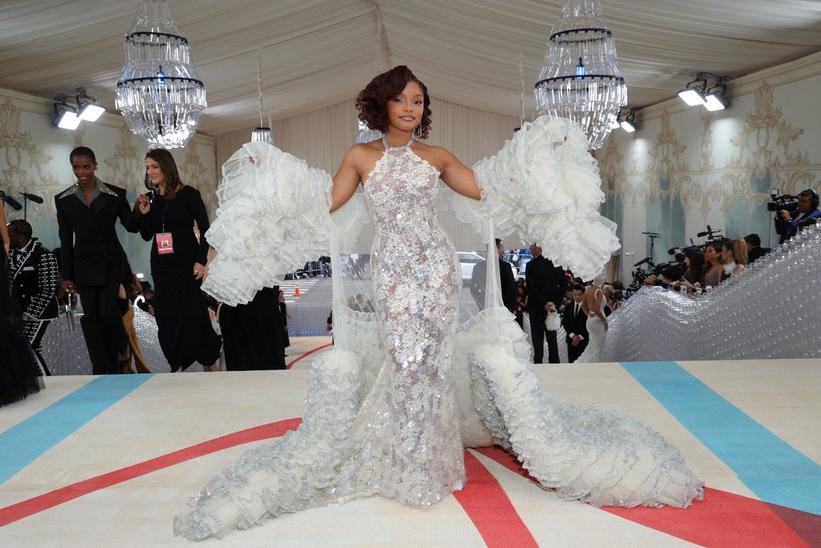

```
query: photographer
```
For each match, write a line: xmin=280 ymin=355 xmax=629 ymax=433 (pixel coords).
xmin=775 ymin=189 xmax=821 ymax=244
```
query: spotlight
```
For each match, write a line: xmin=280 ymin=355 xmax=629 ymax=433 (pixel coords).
xmin=678 ymin=73 xmax=731 ymax=110
xmin=703 ymin=84 xmax=729 ymax=112
xmin=617 ymin=108 xmax=637 ymax=133
xmin=677 ymin=76 xmax=707 ymax=106
xmin=620 ymin=112 xmax=637 ymax=133
xmin=53 ymin=96 xmax=81 ymax=130
xmin=77 ymin=88 xmax=105 ymax=121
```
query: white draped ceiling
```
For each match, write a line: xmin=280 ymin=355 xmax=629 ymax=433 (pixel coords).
xmin=1 ymin=0 xmax=820 ymax=136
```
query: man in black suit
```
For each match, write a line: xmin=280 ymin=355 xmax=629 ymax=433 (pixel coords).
xmin=8 ymin=220 xmax=59 ymax=375
xmin=561 ymin=285 xmax=589 ymax=363
xmin=525 ymin=243 xmax=567 ymax=363
xmin=55 ymin=146 xmax=134 ymax=374
xmin=743 ymin=233 xmax=770 ymax=264
xmin=469 ymin=238 xmax=518 ymax=312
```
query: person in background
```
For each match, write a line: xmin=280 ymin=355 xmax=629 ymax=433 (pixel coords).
xmin=117 ymin=252 xmax=150 ymax=373
xmin=1 ymin=201 xmax=43 ymax=405
xmin=775 ymin=189 xmax=821 ymax=243
xmin=743 ymin=233 xmax=770 ymax=264
xmin=132 ymin=148 xmax=221 ymax=372
xmin=7 ymin=220 xmax=59 ymax=375
xmin=526 ymin=243 xmax=567 ymax=364
xmin=278 ymin=289 xmax=290 ymax=357
xmin=55 ymin=146 xmax=134 ymax=374
xmin=514 ymin=278 xmax=527 ymax=329
xmin=702 ymin=242 xmax=725 ymax=288
xmin=469 ymin=238 xmax=517 ymax=311
xmin=721 ymin=239 xmax=747 ymax=277
xmin=561 ymin=284 xmax=589 ymax=363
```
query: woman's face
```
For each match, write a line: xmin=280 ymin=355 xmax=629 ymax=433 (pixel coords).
xmin=387 ymin=80 xmax=424 ymax=134
xmin=145 ymin=158 xmax=166 ymax=187
xmin=704 ymin=245 xmax=718 ymax=263
xmin=684 ymin=256 xmax=691 ymax=268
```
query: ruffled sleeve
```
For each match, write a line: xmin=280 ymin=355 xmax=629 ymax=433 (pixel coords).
xmin=202 ymin=141 xmax=333 ymax=306
xmin=470 ymin=116 xmax=620 ymax=281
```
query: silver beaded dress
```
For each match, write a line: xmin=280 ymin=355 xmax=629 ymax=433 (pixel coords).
xmin=174 ymin=116 xmax=703 ymax=541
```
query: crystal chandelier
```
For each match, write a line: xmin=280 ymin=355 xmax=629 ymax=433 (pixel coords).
xmin=115 ymin=0 xmax=206 ymax=149
xmin=534 ymin=0 xmax=627 ymax=149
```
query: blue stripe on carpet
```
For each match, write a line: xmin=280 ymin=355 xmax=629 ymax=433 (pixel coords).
xmin=622 ymin=361 xmax=821 ymax=516
xmin=0 ymin=375 xmax=152 ymax=485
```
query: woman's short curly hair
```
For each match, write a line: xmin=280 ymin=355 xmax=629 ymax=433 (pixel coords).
xmin=355 ymin=65 xmax=432 ymax=139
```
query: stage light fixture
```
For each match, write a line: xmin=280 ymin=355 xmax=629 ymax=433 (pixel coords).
xmin=77 ymin=88 xmax=105 ymax=121
xmin=616 ymin=108 xmax=637 ymax=133
xmin=677 ymin=76 xmax=707 ymax=107
xmin=53 ymin=96 xmax=81 ymax=130
xmin=703 ymin=83 xmax=729 ymax=112
xmin=620 ymin=117 xmax=636 ymax=133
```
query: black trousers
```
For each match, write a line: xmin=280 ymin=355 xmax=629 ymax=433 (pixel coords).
xmin=78 ymin=282 xmax=127 ymax=375
xmin=529 ymin=310 xmax=560 ymax=364
xmin=567 ymin=338 xmax=589 ymax=363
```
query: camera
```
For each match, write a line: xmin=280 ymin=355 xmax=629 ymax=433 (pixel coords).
xmin=767 ymin=190 xmax=798 ymax=212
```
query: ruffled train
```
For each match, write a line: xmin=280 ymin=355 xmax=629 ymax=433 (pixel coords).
xmin=174 ymin=308 xmax=702 ymax=540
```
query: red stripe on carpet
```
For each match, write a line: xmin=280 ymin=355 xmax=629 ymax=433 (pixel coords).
xmin=453 ymin=450 xmax=538 ymax=548
xmin=0 ymin=418 xmax=302 ymax=527
xmin=286 ymin=343 xmax=333 ymax=369
xmin=475 ymin=446 xmax=813 ymax=548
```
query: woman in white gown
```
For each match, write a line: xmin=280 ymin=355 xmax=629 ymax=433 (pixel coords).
xmin=173 ymin=66 xmax=702 ymax=540
xmin=575 ymin=283 xmax=608 ymax=363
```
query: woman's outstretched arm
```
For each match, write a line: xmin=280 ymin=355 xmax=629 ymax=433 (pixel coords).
xmin=437 ymin=148 xmax=482 ymax=200
xmin=330 ymin=146 xmax=363 ymax=213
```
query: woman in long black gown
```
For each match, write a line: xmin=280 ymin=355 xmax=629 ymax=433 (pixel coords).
xmin=133 ymin=149 xmax=221 ymax=372
xmin=0 ymin=202 xmax=42 ymax=406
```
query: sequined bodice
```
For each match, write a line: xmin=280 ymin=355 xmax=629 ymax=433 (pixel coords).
xmin=363 ymin=140 xmax=444 ymax=242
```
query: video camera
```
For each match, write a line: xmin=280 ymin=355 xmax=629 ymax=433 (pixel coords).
xmin=767 ymin=190 xmax=799 ymax=212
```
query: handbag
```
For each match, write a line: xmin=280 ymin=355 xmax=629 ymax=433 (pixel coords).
xmin=545 ymin=310 xmax=560 ymax=331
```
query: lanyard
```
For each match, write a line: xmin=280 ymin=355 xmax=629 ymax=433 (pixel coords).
xmin=160 ymin=199 xmax=169 ymax=233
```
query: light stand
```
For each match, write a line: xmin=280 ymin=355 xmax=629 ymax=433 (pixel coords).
xmin=637 ymin=231 xmax=662 ymax=270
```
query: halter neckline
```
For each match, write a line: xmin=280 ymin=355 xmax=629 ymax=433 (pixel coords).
xmin=382 ymin=134 xmax=415 ymax=150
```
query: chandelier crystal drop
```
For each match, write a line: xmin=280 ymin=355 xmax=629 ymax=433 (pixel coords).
xmin=534 ymin=0 xmax=627 ymax=149
xmin=115 ymin=0 xmax=206 ymax=149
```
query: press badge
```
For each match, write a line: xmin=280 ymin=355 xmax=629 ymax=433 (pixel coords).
xmin=156 ymin=232 xmax=175 ymax=254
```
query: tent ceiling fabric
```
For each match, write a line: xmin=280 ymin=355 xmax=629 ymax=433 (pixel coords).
xmin=1 ymin=0 xmax=819 ymax=136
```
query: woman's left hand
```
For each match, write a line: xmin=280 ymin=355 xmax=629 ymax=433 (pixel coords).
xmin=193 ymin=262 xmax=207 ymax=280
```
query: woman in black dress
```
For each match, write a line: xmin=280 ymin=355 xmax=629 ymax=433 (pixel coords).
xmin=133 ymin=149 xmax=221 ymax=372
xmin=0 ymin=202 xmax=43 ymax=405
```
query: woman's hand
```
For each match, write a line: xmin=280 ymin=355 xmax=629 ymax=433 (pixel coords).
xmin=135 ymin=194 xmax=151 ymax=214
xmin=193 ymin=262 xmax=207 ymax=280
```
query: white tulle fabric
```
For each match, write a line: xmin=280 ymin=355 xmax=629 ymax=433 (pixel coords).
xmin=464 ymin=116 xmax=620 ymax=282
xmin=203 ymin=142 xmax=333 ymax=306
xmin=175 ymin=121 xmax=702 ymax=541
xmin=601 ymin=225 xmax=821 ymax=362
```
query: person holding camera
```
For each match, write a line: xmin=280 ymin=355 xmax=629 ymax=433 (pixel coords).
xmin=775 ymin=189 xmax=821 ymax=244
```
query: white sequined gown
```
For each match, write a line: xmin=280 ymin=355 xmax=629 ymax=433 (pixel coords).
xmin=576 ymin=294 xmax=607 ymax=363
xmin=362 ymin=137 xmax=465 ymax=502
xmin=174 ymin=117 xmax=704 ymax=541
